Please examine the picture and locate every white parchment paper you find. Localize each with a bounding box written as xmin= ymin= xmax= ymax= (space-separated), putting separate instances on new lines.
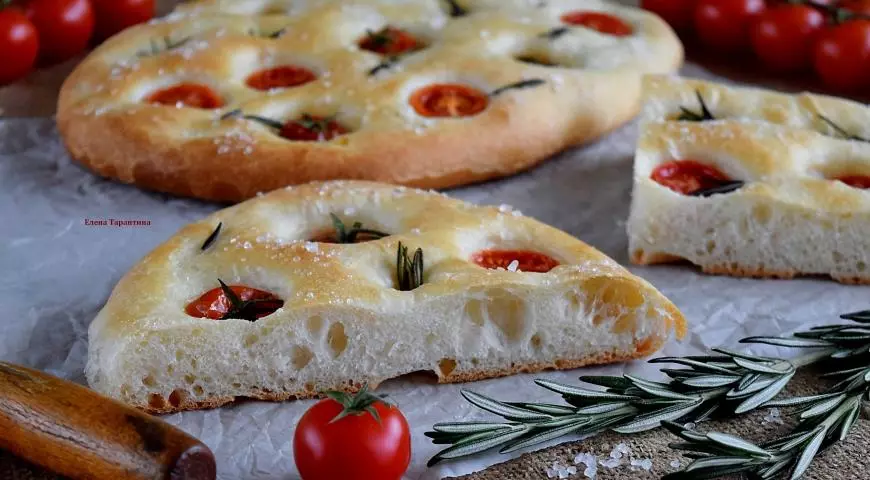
xmin=1 ymin=58 xmax=868 ymax=480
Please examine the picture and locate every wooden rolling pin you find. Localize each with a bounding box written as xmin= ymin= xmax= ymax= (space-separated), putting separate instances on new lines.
xmin=0 ymin=362 xmax=216 ymax=480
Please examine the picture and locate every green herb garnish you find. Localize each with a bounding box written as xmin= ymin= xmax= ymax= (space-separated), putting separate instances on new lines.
xmin=329 ymin=213 xmax=389 ymax=243
xmin=136 ymin=36 xmax=191 ymax=58
xmin=396 ymin=242 xmax=424 ymax=291
xmin=326 ymin=384 xmax=393 ymax=424
xmin=200 ymin=222 xmax=222 ymax=251
xmin=818 ymin=114 xmax=869 ymax=143
xmin=677 ymin=90 xmax=716 ymax=122
xmin=217 ymin=279 xmax=283 ymax=321
xmin=490 ymin=78 xmax=546 ymax=97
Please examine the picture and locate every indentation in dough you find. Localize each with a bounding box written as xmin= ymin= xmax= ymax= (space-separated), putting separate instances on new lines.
xmin=168 ymin=389 xmax=187 ymax=408
xmin=292 ymin=345 xmax=314 ymax=369
xmin=327 ymin=322 xmax=348 ymax=357
xmin=752 ymin=204 xmax=772 ymax=224
xmin=244 ymin=334 xmax=259 ymax=347
xmin=307 ymin=315 xmax=324 ymax=334
xmin=466 ymin=290 xmax=528 ymax=342
xmin=438 ymin=358 xmax=457 ymax=377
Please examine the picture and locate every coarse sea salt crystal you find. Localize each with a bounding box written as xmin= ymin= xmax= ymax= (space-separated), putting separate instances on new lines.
xmin=669 ymin=459 xmax=681 ymax=468
xmin=599 ymin=458 xmax=620 ymax=469
xmin=498 ymin=204 xmax=514 ymax=213
xmin=507 ymin=260 xmax=519 ymax=272
xmin=304 ymin=242 xmax=319 ymax=253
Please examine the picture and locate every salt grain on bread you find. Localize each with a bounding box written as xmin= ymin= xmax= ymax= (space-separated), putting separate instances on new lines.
xmin=87 ymin=181 xmax=685 ymax=413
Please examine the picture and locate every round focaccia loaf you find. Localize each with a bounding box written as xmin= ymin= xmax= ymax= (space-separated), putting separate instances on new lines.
xmin=58 ymin=0 xmax=682 ymax=202
xmin=86 ymin=181 xmax=686 ymax=413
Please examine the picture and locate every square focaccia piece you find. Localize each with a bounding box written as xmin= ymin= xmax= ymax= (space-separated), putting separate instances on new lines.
xmin=628 ymin=76 xmax=870 ymax=284
xmin=87 ymin=181 xmax=685 ymax=413
xmin=58 ymin=0 xmax=682 ymax=201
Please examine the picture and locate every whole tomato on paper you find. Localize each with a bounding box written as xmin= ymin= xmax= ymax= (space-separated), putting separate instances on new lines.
xmin=641 ymin=0 xmax=697 ymax=31
xmin=90 ymin=0 xmax=154 ymax=42
xmin=0 ymin=5 xmax=39 ymax=85
xmin=813 ymin=19 xmax=870 ymax=92
xmin=23 ymin=0 xmax=94 ymax=65
xmin=694 ymin=0 xmax=766 ymax=52
xmin=750 ymin=5 xmax=825 ymax=72
xmin=293 ymin=386 xmax=411 ymax=480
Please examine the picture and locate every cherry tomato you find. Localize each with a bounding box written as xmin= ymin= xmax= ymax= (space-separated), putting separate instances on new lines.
xmin=90 ymin=0 xmax=154 ymax=42
xmin=651 ymin=160 xmax=733 ymax=195
xmin=410 ymin=84 xmax=488 ymax=117
xmin=280 ymin=115 xmax=348 ymax=141
xmin=358 ymin=27 xmax=421 ymax=55
xmin=294 ymin=388 xmax=411 ymax=480
xmin=694 ymin=0 xmax=766 ymax=52
xmin=750 ymin=5 xmax=825 ymax=72
xmin=0 ymin=7 xmax=39 ymax=85
xmin=23 ymin=0 xmax=94 ymax=65
xmin=246 ymin=66 xmax=317 ymax=91
xmin=146 ymin=83 xmax=224 ymax=108
xmin=472 ymin=250 xmax=560 ymax=273
xmin=841 ymin=0 xmax=870 ymax=16
xmin=813 ymin=19 xmax=870 ymax=92
xmin=185 ymin=284 xmax=283 ymax=319
xmin=640 ymin=0 xmax=697 ymax=31
xmin=560 ymin=11 xmax=633 ymax=36
xmin=836 ymin=175 xmax=870 ymax=189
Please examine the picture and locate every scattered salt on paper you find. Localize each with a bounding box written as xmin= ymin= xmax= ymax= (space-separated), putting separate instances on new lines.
xmin=670 ymin=459 xmax=682 ymax=469
xmin=573 ymin=453 xmax=598 ymax=478
xmin=763 ymin=408 xmax=784 ymax=425
xmin=630 ymin=458 xmax=653 ymax=471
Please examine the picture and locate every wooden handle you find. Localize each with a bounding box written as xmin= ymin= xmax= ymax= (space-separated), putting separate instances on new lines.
xmin=0 ymin=362 xmax=216 ymax=480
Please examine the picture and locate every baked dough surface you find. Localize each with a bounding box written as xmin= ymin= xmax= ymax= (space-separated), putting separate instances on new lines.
xmin=58 ymin=0 xmax=682 ymax=201
xmin=628 ymin=76 xmax=870 ymax=283
xmin=87 ymin=181 xmax=685 ymax=413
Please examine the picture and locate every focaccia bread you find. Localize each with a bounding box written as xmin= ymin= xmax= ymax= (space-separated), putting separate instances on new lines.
xmin=58 ymin=0 xmax=682 ymax=202
xmin=87 ymin=181 xmax=685 ymax=413
xmin=628 ymin=76 xmax=870 ymax=284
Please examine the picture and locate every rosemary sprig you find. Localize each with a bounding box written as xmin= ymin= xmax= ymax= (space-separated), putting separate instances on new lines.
xmin=396 ymin=242 xmax=424 ymax=291
xmin=489 ymin=79 xmax=546 ymax=97
xmin=248 ymin=27 xmax=286 ymax=39
xmin=665 ymin=310 xmax=870 ymax=479
xmin=426 ymin=310 xmax=870 ymax=467
xmin=200 ymin=222 xmax=222 ymax=251
xmin=216 ymin=279 xmax=283 ymax=321
xmin=689 ymin=180 xmax=745 ymax=197
xmin=329 ymin=213 xmax=388 ymax=243
xmin=136 ymin=36 xmax=190 ymax=57
xmin=818 ymin=114 xmax=869 ymax=143
xmin=368 ymin=56 xmax=400 ymax=76
xmin=297 ymin=113 xmax=335 ymax=133
xmin=677 ymin=90 xmax=716 ymax=122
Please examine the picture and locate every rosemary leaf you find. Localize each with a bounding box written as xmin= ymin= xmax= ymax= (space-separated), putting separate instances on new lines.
xmin=489 ymin=78 xmax=546 ymax=96
xmin=201 ymin=222 xmax=222 ymax=251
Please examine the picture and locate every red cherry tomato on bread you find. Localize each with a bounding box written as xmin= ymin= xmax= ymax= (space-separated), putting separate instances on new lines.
xmin=640 ymin=0 xmax=697 ymax=31
xmin=560 ymin=11 xmax=633 ymax=36
xmin=812 ymin=19 xmax=870 ymax=93
xmin=90 ymin=0 xmax=154 ymax=42
xmin=651 ymin=160 xmax=733 ymax=195
xmin=185 ymin=284 xmax=283 ymax=320
xmin=694 ymin=0 xmax=766 ymax=52
xmin=294 ymin=387 xmax=411 ymax=480
xmin=0 ymin=7 xmax=39 ymax=85
xmin=750 ymin=5 xmax=825 ymax=72
xmin=23 ymin=0 xmax=94 ymax=65
xmin=472 ymin=250 xmax=560 ymax=273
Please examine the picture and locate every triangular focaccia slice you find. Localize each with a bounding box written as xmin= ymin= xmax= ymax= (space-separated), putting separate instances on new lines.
xmin=628 ymin=76 xmax=870 ymax=284
xmin=87 ymin=181 xmax=685 ymax=413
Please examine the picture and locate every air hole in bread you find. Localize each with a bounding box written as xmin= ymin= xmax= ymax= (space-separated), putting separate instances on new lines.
xmin=292 ymin=345 xmax=314 ymax=369
xmin=327 ymin=322 xmax=348 ymax=357
xmin=175 ymin=350 xmax=184 ymax=360
xmin=425 ymin=333 xmax=437 ymax=345
xmin=530 ymin=333 xmax=543 ymax=350
xmin=184 ymin=374 xmax=196 ymax=385
xmin=438 ymin=358 xmax=457 ymax=377
xmin=166 ymin=365 xmax=174 ymax=375
xmin=466 ymin=291 xmax=528 ymax=342
xmin=304 ymin=382 xmax=315 ymax=392
xmin=584 ymin=278 xmax=644 ymax=332
xmin=833 ymin=251 xmax=844 ymax=263
xmin=148 ymin=393 xmax=165 ymax=410
xmin=471 ymin=358 xmax=480 ymax=365
xmin=190 ymin=358 xmax=198 ymax=368
xmin=307 ymin=315 xmax=324 ymax=334
xmin=705 ymin=240 xmax=717 ymax=254
xmin=168 ymin=389 xmax=187 ymax=408
xmin=752 ymin=204 xmax=772 ymax=224
xmin=858 ymin=262 xmax=867 ymax=272
xmin=193 ymin=385 xmax=205 ymax=396
xmin=244 ymin=334 xmax=259 ymax=347
xmin=142 ymin=375 xmax=156 ymax=387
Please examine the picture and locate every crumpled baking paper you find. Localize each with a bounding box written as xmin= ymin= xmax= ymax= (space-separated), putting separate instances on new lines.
xmin=2 ymin=60 xmax=867 ymax=480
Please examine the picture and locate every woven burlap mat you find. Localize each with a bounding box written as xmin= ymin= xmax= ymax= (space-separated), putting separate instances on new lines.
xmin=4 ymin=371 xmax=869 ymax=479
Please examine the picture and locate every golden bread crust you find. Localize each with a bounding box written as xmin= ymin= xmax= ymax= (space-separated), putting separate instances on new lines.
xmin=58 ymin=0 xmax=682 ymax=201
